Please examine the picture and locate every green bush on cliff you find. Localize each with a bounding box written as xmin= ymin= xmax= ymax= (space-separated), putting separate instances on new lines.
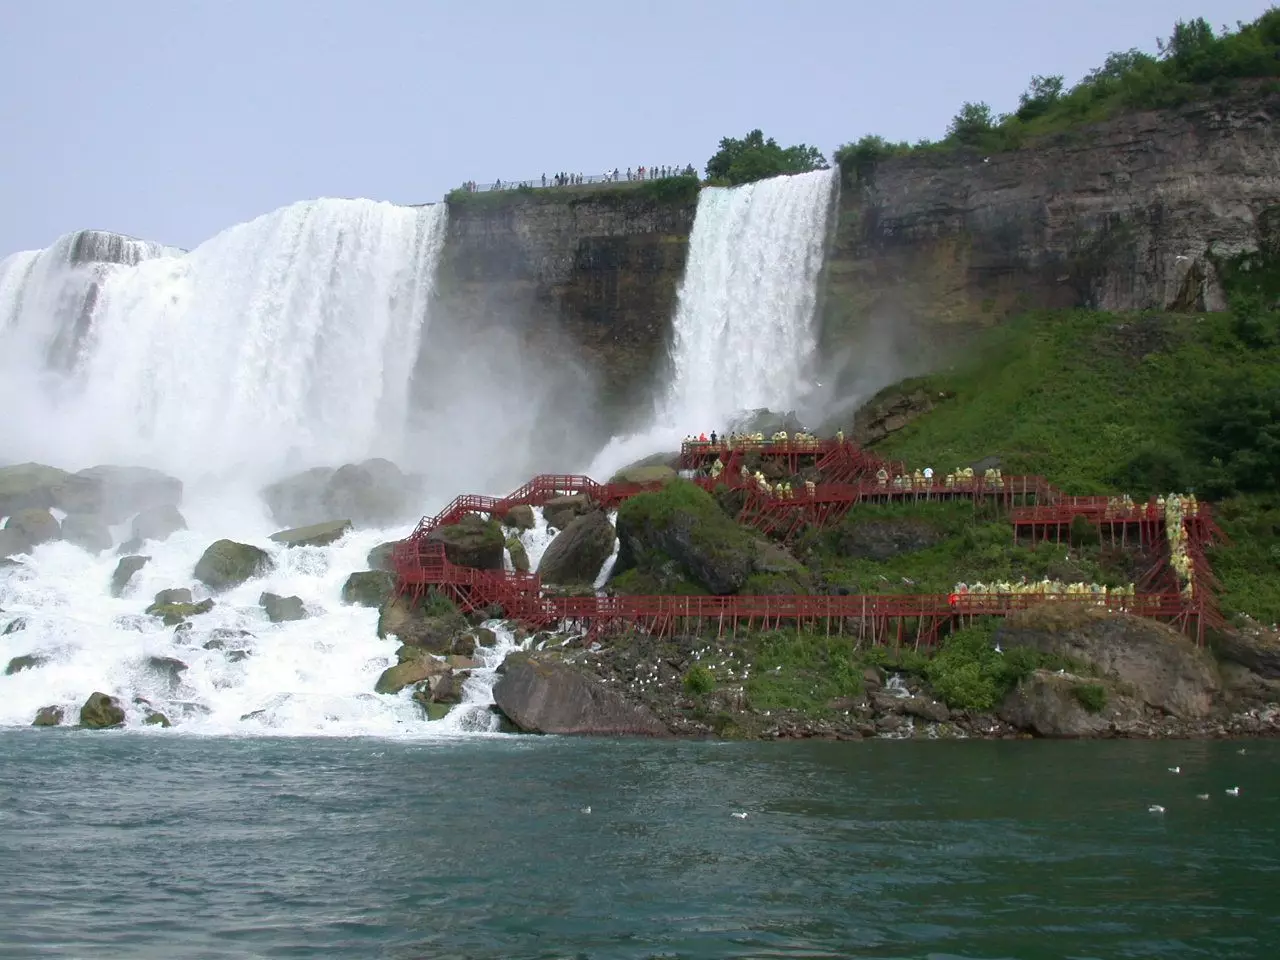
xmin=835 ymin=9 xmax=1280 ymax=176
xmin=705 ymin=129 xmax=829 ymax=186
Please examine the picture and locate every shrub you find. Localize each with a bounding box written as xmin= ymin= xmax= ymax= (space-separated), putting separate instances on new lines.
xmin=684 ymin=664 xmax=715 ymax=695
xmin=1073 ymin=682 xmax=1109 ymax=713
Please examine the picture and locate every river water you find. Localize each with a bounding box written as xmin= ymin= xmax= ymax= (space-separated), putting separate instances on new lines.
xmin=2 ymin=734 xmax=1275 ymax=959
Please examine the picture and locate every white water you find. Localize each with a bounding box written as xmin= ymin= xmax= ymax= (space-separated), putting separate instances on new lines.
xmin=587 ymin=169 xmax=836 ymax=478
xmin=0 ymin=200 xmax=446 ymax=481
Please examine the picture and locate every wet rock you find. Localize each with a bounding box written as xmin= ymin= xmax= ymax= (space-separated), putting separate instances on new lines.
xmin=506 ymin=537 xmax=530 ymax=573
xmin=0 ymin=526 xmax=33 ymax=559
xmin=427 ymin=514 xmax=503 ymax=570
xmin=259 ymin=592 xmax=306 ymax=623
xmin=145 ymin=598 xmax=214 ymax=626
xmin=79 ymin=692 xmax=126 ymax=729
xmin=4 ymin=508 xmax=60 ymax=546
xmin=110 ymin=555 xmax=150 ymax=597
xmin=6 ymin=653 xmax=48 ymax=675
xmin=541 ymin=494 xmax=591 ymax=532
xmin=996 ymin=605 xmax=1220 ymax=719
xmin=849 ymin=388 xmax=940 ymax=446
xmin=835 ymin=517 xmax=944 ymax=561
xmin=3 ymin=616 xmax=28 ymax=636
xmin=374 ymin=654 xmax=450 ymax=695
xmin=366 ymin=541 xmax=398 ymax=572
xmin=341 ymin=571 xmax=396 ymax=608
xmin=53 ymin=466 xmax=183 ymax=523
xmin=269 ymin=519 xmax=353 ymax=549
xmin=376 ymin=593 xmax=471 ymax=655
xmin=32 ymin=706 xmax=64 ymax=726
xmin=0 ymin=463 xmax=73 ymax=515
xmin=901 ymin=696 xmax=950 ymax=724
xmin=261 ymin=467 xmax=334 ymax=528
xmin=143 ymin=711 xmax=171 ymax=728
xmin=500 ymin=504 xmax=535 ymax=530
xmin=153 ymin=587 xmax=193 ymax=606
xmin=146 ymin=656 xmax=189 ymax=690
xmin=262 ymin=459 xmax=414 ymax=529
xmin=537 ymin=510 xmax=615 ymax=585
xmin=130 ymin=504 xmax=188 ymax=544
xmin=493 ymin=652 xmax=669 ymax=737
xmin=194 ymin=540 xmax=273 ymax=592
xmin=60 ymin=514 xmax=113 ymax=553
xmin=608 ymin=462 xmax=678 ymax=485
xmin=228 ymin=650 xmax=251 ymax=663
xmin=1216 ymin=626 xmax=1280 ymax=680
xmin=411 ymin=669 xmax=463 ymax=706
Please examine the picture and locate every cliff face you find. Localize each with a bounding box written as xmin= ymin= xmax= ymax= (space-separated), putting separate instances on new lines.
xmin=823 ymin=84 xmax=1280 ymax=348
xmin=431 ymin=188 xmax=696 ymax=419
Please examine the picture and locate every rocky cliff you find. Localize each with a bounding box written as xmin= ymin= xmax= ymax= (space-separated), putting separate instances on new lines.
xmin=430 ymin=186 xmax=697 ymax=420
xmin=823 ymin=82 xmax=1280 ymax=351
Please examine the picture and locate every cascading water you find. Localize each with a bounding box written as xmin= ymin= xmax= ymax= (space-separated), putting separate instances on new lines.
xmin=587 ymin=168 xmax=837 ymax=477
xmin=0 ymin=200 xmax=446 ymax=479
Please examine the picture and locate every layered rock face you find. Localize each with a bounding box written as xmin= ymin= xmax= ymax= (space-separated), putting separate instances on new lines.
xmin=431 ymin=189 xmax=697 ymax=416
xmin=824 ymin=83 xmax=1280 ymax=353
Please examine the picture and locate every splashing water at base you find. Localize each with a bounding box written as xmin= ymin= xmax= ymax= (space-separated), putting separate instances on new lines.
xmin=433 ymin=622 xmax=528 ymax=734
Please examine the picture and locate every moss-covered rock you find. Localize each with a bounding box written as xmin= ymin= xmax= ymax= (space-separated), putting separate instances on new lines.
xmin=60 ymin=514 xmax=112 ymax=553
xmin=79 ymin=692 xmax=126 ymax=729
xmin=367 ymin=541 xmax=398 ymax=572
xmin=110 ymin=555 xmax=150 ymax=597
xmin=0 ymin=526 xmax=33 ymax=558
xmin=145 ymin=598 xmax=213 ymax=626
xmin=5 ymin=508 xmax=60 ymax=546
xmin=54 ymin=465 xmax=183 ymax=524
xmin=608 ymin=463 xmax=678 ymax=485
xmin=146 ymin=656 xmax=189 ymax=689
xmin=341 ymin=570 xmax=395 ymax=608
xmin=537 ymin=510 xmax=615 ymax=585
xmin=259 ymin=592 xmax=306 ymax=623
xmin=501 ymin=504 xmax=536 ymax=530
xmin=374 ymin=654 xmax=450 ymax=695
xmin=506 ymin=537 xmax=530 ymax=573
xmin=32 ymin=705 xmax=64 ymax=727
xmin=614 ymin=480 xmax=759 ymax=595
xmin=268 ymin=519 xmax=352 ymax=548
xmin=143 ymin=711 xmax=171 ymax=727
xmin=835 ymin=516 xmax=945 ymax=560
xmin=542 ymin=494 xmax=591 ymax=531
xmin=377 ymin=593 xmax=471 ymax=654
xmin=194 ymin=540 xmax=273 ymax=592
xmin=130 ymin=504 xmax=187 ymax=543
xmin=427 ymin=514 xmax=503 ymax=570
xmin=0 ymin=463 xmax=72 ymax=515
xmin=5 ymin=653 xmax=48 ymax=675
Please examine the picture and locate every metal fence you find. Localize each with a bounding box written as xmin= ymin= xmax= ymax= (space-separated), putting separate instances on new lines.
xmin=454 ymin=168 xmax=694 ymax=195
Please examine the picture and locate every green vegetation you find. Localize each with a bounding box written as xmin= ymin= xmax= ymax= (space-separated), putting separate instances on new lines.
xmin=683 ymin=663 xmax=715 ymax=696
xmin=835 ymin=10 xmax=1280 ymax=181
xmin=869 ymin=302 xmax=1280 ymax=622
xmin=704 ymin=129 xmax=828 ymax=186
xmin=1073 ymin=682 xmax=1109 ymax=713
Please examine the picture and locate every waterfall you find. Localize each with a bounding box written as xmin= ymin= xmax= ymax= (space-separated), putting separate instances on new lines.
xmin=586 ymin=169 xmax=836 ymax=477
xmin=0 ymin=200 xmax=446 ymax=481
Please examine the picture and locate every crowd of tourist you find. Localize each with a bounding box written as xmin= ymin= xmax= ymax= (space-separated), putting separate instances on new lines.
xmin=456 ymin=163 xmax=696 ymax=194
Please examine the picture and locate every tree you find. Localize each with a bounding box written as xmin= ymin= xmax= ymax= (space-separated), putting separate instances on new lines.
xmin=705 ymin=130 xmax=829 ymax=186
xmin=945 ymin=102 xmax=996 ymax=146
xmin=1015 ymin=74 xmax=1065 ymax=121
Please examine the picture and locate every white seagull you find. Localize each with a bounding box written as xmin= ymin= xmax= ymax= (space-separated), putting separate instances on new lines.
xmin=1168 ymin=766 xmax=1181 ymax=774
xmin=731 ymin=811 xmax=748 ymax=820
xmin=1148 ymin=804 xmax=1165 ymax=814
xmin=1226 ymin=787 xmax=1240 ymax=797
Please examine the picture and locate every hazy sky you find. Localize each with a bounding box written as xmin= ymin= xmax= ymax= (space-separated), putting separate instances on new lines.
xmin=1 ymin=0 xmax=1272 ymax=254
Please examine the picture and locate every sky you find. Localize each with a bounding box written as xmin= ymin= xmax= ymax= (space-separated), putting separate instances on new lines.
xmin=0 ymin=0 xmax=1273 ymax=255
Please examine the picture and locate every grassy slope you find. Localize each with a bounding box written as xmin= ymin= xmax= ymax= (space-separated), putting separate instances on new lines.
xmin=868 ymin=309 xmax=1280 ymax=623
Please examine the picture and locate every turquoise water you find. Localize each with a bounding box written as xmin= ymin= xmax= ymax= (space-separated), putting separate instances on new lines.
xmin=1 ymin=734 xmax=1276 ymax=959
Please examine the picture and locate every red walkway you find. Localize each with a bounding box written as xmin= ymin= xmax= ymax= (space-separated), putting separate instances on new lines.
xmin=393 ymin=441 xmax=1225 ymax=645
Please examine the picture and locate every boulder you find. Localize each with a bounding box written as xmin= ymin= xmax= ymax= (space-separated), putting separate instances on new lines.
xmin=259 ymin=592 xmax=306 ymax=623
xmin=261 ymin=466 xmax=334 ymax=529
xmin=153 ymin=587 xmax=193 ymax=606
xmin=146 ymin=656 xmax=189 ymax=689
xmin=60 ymin=514 xmax=113 ymax=553
xmin=1215 ymin=627 xmax=1280 ymax=680
xmin=0 ymin=526 xmax=33 ymax=558
xmin=130 ymin=504 xmax=187 ymax=544
xmin=367 ymin=541 xmax=398 ymax=572
xmin=614 ymin=480 xmax=757 ymax=595
xmin=5 ymin=508 xmax=60 ymax=546
xmin=194 ymin=540 xmax=273 ymax=592
xmin=377 ymin=594 xmax=470 ymax=654
xmin=608 ymin=463 xmax=678 ymax=486
xmin=901 ymin=696 xmax=951 ymax=724
xmin=537 ymin=510 xmax=616 ymax=585
xmin=143 ymin=711 xmax=171 ymax=728
xmin=493 ymin=653 xmax=669 ymax=736
xmin=110 ymin=555 xmax=150 ymax=597
xmin=506 ymin=537 xmax=530 ymax=573
xmin=79 ymin=692 xmax=126 ymax=729
xmin=321 ymin=459 xmax=411 ymax=528
xmin=412 ymin=669 xmax=464 ymax=705
xmin=727 ymin=408 xmax=804 ymax=438
xmin=145 ymin=598 xmax=213 ymax=626
xmin=835 ymin=517 xmax=944 ymax=561
xmin=0 ymin=463 xmax=72 ymax=515
xmin=374 ymin=654 xmax=450 ymax=695
xmin=999 ymin=670 xmax=1139 ymax=737
xmin=995 ymin=605 xmax=1220 ymax=719
xmin=5 ymin=653 xmax=48 ymax=675
xmin=53 ymin=465 xmax=183 ymax=523
xmin=500 ymin=504 xmax=535 ymax=530
xmin=3 ymin=616 xmax=28 ymax=635
xmin=32 ymin=705 xmax=64 ymax=727
xmin=269 ymin=519 xmax=353 ymax=549
xmin=542 ymin=494 xmax=591 ymax=532
xmin=427 ymin=514 xmax=503 ymax=570
xmin=341 ymin=571 xmax=396 ymax=608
